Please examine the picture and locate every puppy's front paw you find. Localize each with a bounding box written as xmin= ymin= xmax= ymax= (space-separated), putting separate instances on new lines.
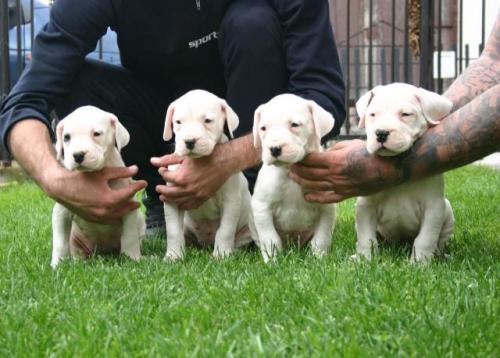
xmin=411 ymin=247 xmax=434 ymax=264
xmin=164 ymin=250 xmax=184 ymax=262
xmin=349 ymin=253 xmax=371 ymax=262
xmin=121 ymin=246 xmax=141 ymax=261
xmin=260 ymin=240 xmax=282 ymax=263
xmin=261 ymin=250 xmax=277 ymax=264
xmin=124 ymin=252 xmax=141 ymax=262
xmin=311 ymin=244 xmax=329 ymax=258
xmin=312 ymin=250 xmax=328 ymax=258
xmin=213 ymin=246 xmax=234 ymax=260
xmin=50 ymin=256 xmax=63 ymax=269
xmin=355 ymin=241 xmax=377 ymax=261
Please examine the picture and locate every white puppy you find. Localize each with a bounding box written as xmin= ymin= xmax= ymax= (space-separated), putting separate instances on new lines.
xmin=51 ymin=106 xmax=144 ymax=268
xmin=251 ymin=94 xmax=336 ymax=262
xmin=162 ymin=90 xmax=253 ymax=260
xmin=354 ymin=83 xmax=454 ymax=262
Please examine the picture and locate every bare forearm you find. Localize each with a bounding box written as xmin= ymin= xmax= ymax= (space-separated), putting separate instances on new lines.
xmin=398 ymin=84 xmax=500 ymax=181
xmin=214 ymin=133 xmax=261 ymax=174
xmin=7 ymin=119 xmax=61 ymax=188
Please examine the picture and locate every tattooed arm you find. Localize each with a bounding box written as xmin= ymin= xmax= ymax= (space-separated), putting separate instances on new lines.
xmin=289 ymin=11 xmax=500 ymax=203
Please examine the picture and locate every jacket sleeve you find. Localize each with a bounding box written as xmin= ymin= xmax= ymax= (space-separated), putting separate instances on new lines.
xmin=0 ymin=0 xmax=114 ymax=152
xmin=270 ymin=0 xmax=346 ymax=137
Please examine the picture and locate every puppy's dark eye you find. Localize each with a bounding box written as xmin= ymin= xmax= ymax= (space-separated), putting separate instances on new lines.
xmin=401 ymin=112 xmax=412 ymax=117
xmin=369 ymin=113 xmax=376 ymax=117
xmin=175 ymin=120 xmax=181 ymax=124
xmin=204 ymin=118 xmax=213 ymax=124
xmin=260 ymin=126 xmax=266 ymax=131
xmin=63 ymin=134 xmax=71 ymax=142
xmin=291 ymin=122 xmax=300 ymax=128
xmin=93 ymin=131 xmax=102 ymax=137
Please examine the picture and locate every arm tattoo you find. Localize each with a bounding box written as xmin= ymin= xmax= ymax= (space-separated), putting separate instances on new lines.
xmin=343 ymin=145 xmax=404 ymax=195
xmin=397 ymin=84 xmax=500 ymax=182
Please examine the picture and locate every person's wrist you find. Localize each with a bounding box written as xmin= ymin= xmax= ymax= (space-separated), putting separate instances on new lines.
xmin=40 ymin=162 xmax=67 ymax=199
xmin=213 ymin=142 xmax=239 ymax=177
xmin=384 ymin=156 xmax=406 ymax=187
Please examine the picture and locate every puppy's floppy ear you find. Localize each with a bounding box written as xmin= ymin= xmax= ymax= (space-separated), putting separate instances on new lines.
xmin=252 ymin=105 xmax=263 ymax=149
xmin=221 ymin=100 xmax=239 ymax=139
xmin=355 ymin=86 xmax=380 ymax=128
xmin=55 ymin=121 xmax=64 ymax=161
xmin=163 ymin=102 xmax=175 ymax=141
xmin=110 ymin=114 xmax=130 ymax=151
xmin=415 ymin=88 xmax=453 ymax=125
xmin=308 ymin=100 xmax=335 ymax=140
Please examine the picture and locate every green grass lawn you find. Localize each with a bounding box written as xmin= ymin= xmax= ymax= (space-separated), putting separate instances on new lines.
xmin=0 ymin=165 xmax=498 ymax=357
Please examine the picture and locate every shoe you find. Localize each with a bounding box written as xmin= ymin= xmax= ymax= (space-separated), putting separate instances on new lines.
xmin=143 ymin=193 xmax=166 ymax=237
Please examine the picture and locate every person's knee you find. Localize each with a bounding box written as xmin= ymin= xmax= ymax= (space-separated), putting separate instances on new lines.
xmin=220 ymin=1 xmax=282 ymax=56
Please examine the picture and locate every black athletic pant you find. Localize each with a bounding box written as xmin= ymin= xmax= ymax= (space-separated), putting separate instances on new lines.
xmin=56 ymin=1 xmax=288 ymax=201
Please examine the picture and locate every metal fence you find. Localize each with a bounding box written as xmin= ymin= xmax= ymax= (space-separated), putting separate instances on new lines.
xmin=0 ymin=0 xmax=494 ymax=163
xmin=332 ymin=0 xmax=492 ymax=136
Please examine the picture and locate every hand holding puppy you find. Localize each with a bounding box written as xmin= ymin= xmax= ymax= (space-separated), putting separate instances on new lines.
xmin=46 ymin=165 xmax=146 ymax=224
xmin=289 ymin=140 xmax=401 ymax=203
xmin=151 ymin=149 xmax=233 ymax=210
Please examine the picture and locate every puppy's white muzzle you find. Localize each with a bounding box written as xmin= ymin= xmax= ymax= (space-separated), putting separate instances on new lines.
xmin=66 ymin=149 xmax=104 ymax=171
xmin=262 ymin=133 xmax=306 ymax=165
xmin=366 ymin=120 xmax=414 ymax=156
xmin=175 ymin=136 xmax=215 ymax=158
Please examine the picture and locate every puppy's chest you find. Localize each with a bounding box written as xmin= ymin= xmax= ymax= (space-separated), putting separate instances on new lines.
xmin=187 ymin=196 xmax=222 ymax=222
xmin=184 ymin=197 xmax=222 ymax=246
xmin=273 ymin=181 xmax=320 ymax=232
xmin=373 ymin=186 xmax=427 ymax=240
xmin=71 ymin=217 xmax=122 ymax=255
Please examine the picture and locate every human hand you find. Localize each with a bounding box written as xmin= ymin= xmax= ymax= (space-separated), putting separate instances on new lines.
xmin=43 ymin=165 xmax=147 ymax=224
xmin=289 ymin=140 xmax=402 ymax=203
xmin=151 ymin=149 xmax=233 ymax=210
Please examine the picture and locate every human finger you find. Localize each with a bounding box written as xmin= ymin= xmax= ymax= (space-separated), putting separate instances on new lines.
xmin=288 ymin=172 xmax=333 ymax=192
xmin=150 ymin=154 xmax=184 ymax=168
xmin=158 ymin=193 xmax=192 ymax=208
xmin=156 ymin=184 xmax=190 ymax=200
xmin=331 ymin=139 xmax=365 ymax=150
xmin=110 ymin=201 xmax=141 ymax=219
xmin=159 ymin=167 xmax=186 ymax=186
xmin=104 ymin=165 xmax=139 ymax=180
xmin=304 ymin=191 xmax=348 ymax=203
xmin=289 ymin=164 xmax=330 ymax=181
xmin=112 ymin=180 xmax=148 ymax=204
xmin=299 ymin=152 xmax=330 ymax=168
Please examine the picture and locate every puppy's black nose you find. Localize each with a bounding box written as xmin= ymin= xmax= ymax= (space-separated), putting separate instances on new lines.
xmin=375 ymin=129 xmax=390 ymax=143
xmin=73 ymin=152 xmax=85 ymax=164
xmin=270 ymin=146 xmax=282 ymax=158
xmin=185 ymin=139 xmax=196 ymax=150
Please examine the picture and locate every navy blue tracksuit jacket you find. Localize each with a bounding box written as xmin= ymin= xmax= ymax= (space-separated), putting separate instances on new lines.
xmin=0 ymin=0 xmax=345 ymax=193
